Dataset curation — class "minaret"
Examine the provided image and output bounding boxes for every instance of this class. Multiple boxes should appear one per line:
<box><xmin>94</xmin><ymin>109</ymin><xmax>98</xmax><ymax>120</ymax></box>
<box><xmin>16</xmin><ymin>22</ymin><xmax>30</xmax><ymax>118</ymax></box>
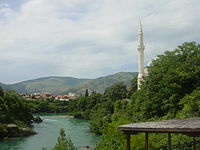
<box><xmin>137</xmin><ymin>21</ymin><xmax>145</xmax><ymax>90</ymax></box>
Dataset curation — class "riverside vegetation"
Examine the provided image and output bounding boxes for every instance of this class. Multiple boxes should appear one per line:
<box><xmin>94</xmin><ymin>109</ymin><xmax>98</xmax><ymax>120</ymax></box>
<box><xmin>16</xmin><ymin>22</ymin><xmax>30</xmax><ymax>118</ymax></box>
<box><xmin>0</xmin><ymin>88</ymin><xmax>67</xmax><ymax>139</ymax></box>
<box><xmin>0</xmin><ymin>89</ymin><xmax>35</xmax><ymax>139</ymax></box>
<box><xmin>67</xmin><ymin>42</ymin><xmax>200</xmax><ymax>149</ymax></box>
<box><xmin>27</xmin><ymin>98</ymin><xmax>68</xmax><ymax>113</ymax></box>
<box><xmin>42</xmin><ymin>129</ymin><xmax>77</xmax><ymax>150</ymax></box>
<box><xmin>1</xmin><ymin>42</ymin><xmax>200</xmax><ymax>149</ymax></box>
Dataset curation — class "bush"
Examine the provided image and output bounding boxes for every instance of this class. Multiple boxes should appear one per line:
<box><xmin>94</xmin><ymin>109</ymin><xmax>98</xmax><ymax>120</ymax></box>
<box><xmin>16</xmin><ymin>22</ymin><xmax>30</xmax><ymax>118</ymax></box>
<box><xmin>0</xmin><ymin>123</ymin><xmax>8</xmax><ymax>139</ymax></box>
<box><xmin>51</xmin><ymin>128</ymin><xmax>77</xmax><ymax>150</ymax></box>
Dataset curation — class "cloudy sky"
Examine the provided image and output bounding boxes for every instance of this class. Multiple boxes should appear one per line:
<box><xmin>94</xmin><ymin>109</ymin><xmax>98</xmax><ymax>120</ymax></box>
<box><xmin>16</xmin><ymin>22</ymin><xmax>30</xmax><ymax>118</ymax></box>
<box><xmin>0</xmin><ymin>0</ymin><xmax>199</xmax><ymax>83</ymax></box>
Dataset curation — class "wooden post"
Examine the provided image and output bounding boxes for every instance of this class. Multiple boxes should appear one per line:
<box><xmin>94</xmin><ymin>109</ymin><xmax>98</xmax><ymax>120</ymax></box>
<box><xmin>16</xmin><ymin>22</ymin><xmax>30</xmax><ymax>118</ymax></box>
<box><xmin>126</xmin><ymin>134</ymin><xmax>131</xmax><ymax>150</ymax></box>
<box><xmin>193</xmin><ymin>137</ymin><xmax>196</xmax><ymax>150</ymax></box>
<box><xmin>168</xmin><ymin>133</ymin><xmax>172</xmax><ymax>150</ymax></box>
<box><xmin>145</xmin><ymin>133</ymin><xmax>149</xmax><ymax>150</ymax></box>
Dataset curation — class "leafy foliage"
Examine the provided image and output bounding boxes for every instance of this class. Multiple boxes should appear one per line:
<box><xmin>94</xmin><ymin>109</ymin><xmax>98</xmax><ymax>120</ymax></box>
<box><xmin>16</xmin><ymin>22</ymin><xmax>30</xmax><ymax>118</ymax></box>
<box><xmin>178</xmin><ymin>88</ymin><xmax>200</xmax><ymax>118</ymax></box>
<box><xmin>51</xmin><ymin>129</ymin><xmax>77</xmax><ymax>150</ymax></box>
<box><xmin>43</xmin><ymin>42</ymin><xmax>200</xmax><ymax>149</ymax></box>
<box><xmin>104</xmin><ymin>82</ymin><xmax>128</xmax><ymax>100</ymax></box>
<box><xmin>68</xmin><ymin>82</ymin><xmax>130</xmax><ymax>134</ymax></box>
<box><xmin>0</xmin><ymin>86</ymin><xmax>4</xmax><ymax>97</ymax></box>
<box><xmin>90</xmin><ymin>42</ymin><xmax>200</xmax><ymax>149</ymax></box>
<box><xmin>132</xmin><ymin>42</ymin><xmax>200</xmax><ymax>121</ymax></box>
<box><xmin>27</xmin><ymin>99</ymin><xmax>68</xmax><ymax>113</ymax></box>
<box><xmin>94</xmin><ymin>121</ymin><xmax>127</xmax><ymax>150</ymax></box>
<box><xmin>0</xmin><ymin>89</ymin><xmax>34</xmax><ymax>138</ymax></box>
<box><xmin>85</xmin><ymin>89</ymin><xmax>89</xmax><ymax>97</ymax></box>
<box><xmin>43</xmin><ymin>129</ymin><xmax>77</xmax><ymax>150</ymax></box>
<box><xmin>0</xmin><ymin>90</ymin><xmax>33</xmax><ymax>125</ymax></box>
<box><xmin>2</xmin><ymin>42</ymin><xmax>200</xmax><ymax>149</ymax></box>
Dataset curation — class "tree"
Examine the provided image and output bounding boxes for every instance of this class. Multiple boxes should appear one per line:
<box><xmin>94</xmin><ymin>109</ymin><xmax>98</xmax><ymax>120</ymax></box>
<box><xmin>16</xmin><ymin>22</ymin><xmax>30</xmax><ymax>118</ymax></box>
<box><xmin>127</xmin><ymin>76</ymin><xmax>137</xmax><ymax>98</ymax></box>
<box><xmin>112</xmin><ymin>100</ymin><xmax>132</xmax><ymax>122</ymax></box>
<box><xmin>52</xmin><ymin>128</ymin><xmax>77</xmax><ymax>150</ymax></box>
<box><xmin>0</xmin><ymin>97</ymin><xmax>7</xmax><ymax>123</ymax></box>
<box><xmin>85</xmin><ymin>89</ymin><xmax>89</xmax><ymax>97</ymax></box>
<box><xmin>0</xmin><ymin>90</ymin><xmax>34</xmax><ymax>138</ymax></box>
<box><xmin>94</xmin><ymin>121</ymin><xmax>127</xmax><ymax>150</ymax></box>
<box><xmin>0</xmin><ymin>86</ymin><xmax>4</xmax><ymax>97</ymax></box>
<box><xmin>94</xmin><ymin>42</ymin><xmax>200</xmax><ymax>150</ymax></box>
<box><xmin>178</xmin><ymin>88</ymin><xmax>200</xmax><ymax>118</ymax></box>
<box><xmin>87</xmin><ymin>93</ymin><xmax>102</xmax><ymax>109</ymax></box>
<box><xmin>131</xmin><ymin>42</ymin><xmax>200</xmax><ymax>121</ymax></box>
<box><xmin>104</xmin><ymin>82</ymin><xmax>128</xmax><ymax>101</ymax></box>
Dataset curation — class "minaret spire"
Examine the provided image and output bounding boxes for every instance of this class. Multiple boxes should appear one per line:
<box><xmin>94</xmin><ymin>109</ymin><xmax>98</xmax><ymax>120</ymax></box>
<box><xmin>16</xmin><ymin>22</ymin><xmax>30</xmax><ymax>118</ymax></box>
<box><xmin>139</xmin><ymin>19</ymin><xmax>143</xmax><ymax>33</ymax></box>
<box><xmin>137</xmin><ymin>20</ymin><xmax>145</xmax><ymax>90</ymax></box>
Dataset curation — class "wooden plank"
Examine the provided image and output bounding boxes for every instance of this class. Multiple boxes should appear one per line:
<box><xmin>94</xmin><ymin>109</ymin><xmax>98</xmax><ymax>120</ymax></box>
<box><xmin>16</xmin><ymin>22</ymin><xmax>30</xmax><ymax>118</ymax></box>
<box><xmin>184</xmin><ymin>133</ymin><xmax>200</xmax><ymax>137</ymax></box>
<box><xmin>123</xmin><ymin>130</ymin><xmax>138</xmax><ymax>135</ymax></box>
<box><xmin>193</xmin><ymin>137</ymin><xmax>196</xmax><ymax>150</ymax></box>
<box><xmin>145</xmin><ymin>133</ymin><xmax>149</xmax><ymax>150</ymax></box>
<box><xmin>126</xmin><ymin>134</ymin><xmax>130</xmax><ymax>150</ymax></box>
<box><xmin>117</xmin><ymin>117</ymin><xmax>200</xmax><ymax>134</ymax></box>
<box><xmin>118</xmin><ymin>128</ymin><xmax>200</xmax><ymax>134</ymax></box>
<box><xmin>168</xmin><ymin>133</ymin><xmax>172</xmax><ymax>150</ymax></box>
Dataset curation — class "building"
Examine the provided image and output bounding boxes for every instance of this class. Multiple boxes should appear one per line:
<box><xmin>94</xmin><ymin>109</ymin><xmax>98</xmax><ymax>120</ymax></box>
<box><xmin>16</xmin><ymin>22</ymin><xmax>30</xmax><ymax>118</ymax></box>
<box><xmin>42</xmin><ymin>92</ymin><xmax>52</xmax><ymax>99</ymax></box>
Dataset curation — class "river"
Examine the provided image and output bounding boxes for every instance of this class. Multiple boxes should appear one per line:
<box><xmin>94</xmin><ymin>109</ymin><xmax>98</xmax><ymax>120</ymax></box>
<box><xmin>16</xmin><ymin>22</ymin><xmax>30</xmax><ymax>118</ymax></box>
<box><xmin>0</xmin><ymin>114</ymin><xmax>100</xmax><ymax>150</ymax></box>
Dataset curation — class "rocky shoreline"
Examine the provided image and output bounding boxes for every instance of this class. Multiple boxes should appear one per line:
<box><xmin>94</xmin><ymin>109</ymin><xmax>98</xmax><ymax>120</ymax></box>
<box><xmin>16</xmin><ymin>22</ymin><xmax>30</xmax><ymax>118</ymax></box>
<box><xmin>1</xmin><ymin>116</ymin><xmax>42</xmax><ymax>139</ymax></box>
<box><xmin>6</xmin><ymin>124</ymin><xmax>37</xmax><ymax>138</ymax></box>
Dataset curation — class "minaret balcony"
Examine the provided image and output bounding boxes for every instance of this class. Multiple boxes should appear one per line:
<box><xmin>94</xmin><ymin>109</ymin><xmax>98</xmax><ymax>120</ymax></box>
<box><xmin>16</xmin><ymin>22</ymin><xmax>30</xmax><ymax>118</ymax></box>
<box><xmin>137</xmin><ymin>46</ymin><xmax>145</xmax><ymax>51</ymax></box>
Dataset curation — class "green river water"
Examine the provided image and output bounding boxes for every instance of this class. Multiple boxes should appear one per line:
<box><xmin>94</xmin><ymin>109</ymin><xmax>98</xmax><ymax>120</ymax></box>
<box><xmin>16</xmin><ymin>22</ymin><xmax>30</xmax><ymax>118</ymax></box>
<box><xmin>0</xmin><ymin>115</ymin><xmax>100</xmax><ymax>150</ymax></box>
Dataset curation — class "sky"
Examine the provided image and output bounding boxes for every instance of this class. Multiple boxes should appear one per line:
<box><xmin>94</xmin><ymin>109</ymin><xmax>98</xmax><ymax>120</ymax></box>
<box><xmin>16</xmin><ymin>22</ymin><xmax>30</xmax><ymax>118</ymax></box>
<box><xmin>0</xmin><ymin>0</ymin><xmax>199</xmax><ymax>84</ymax></box>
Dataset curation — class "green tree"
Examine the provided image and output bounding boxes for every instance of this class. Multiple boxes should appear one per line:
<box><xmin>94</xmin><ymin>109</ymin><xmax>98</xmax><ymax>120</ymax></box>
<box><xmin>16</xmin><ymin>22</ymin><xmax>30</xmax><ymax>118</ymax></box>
<box><xmin>0</xmin><ymin>90</ymin><xmax>34</xmax><ymax>138</ymax></box>
<box><xmin>132</xmin><ymin>42</ymin><xmax>200</xmax><ymax>121</ymax></box>
<box><xmin>94</xmin><ymin>42</ymin><xmax>200</xmax><ymax>150</ymax></box>
<box><xmin>104</xmin><ymin>82</ymin><xmax>128</xmax><ymax>101</ymax></box>
<box><xmin>38</xmin><ymin>100</ymin><xmax>50</xmax><ymax>112</ymax></box>
<box><xmin>0</xmin><ymin>97</ymin><xmax>7</xmax><ymax>123</ymax></box>
<box><xmin>0</xmin><ymin>86</ymin><xmax>4</xmax><ymax>97</ymax></box>
<box><xmin>127</xmin><ymin>76</ymin><xmax>137</xmax><ymax>98</ymax></box>
<box><xmin>94</xmin><ymin>121</ymin><xmax>127</xmax><ymax>150</ymax></box>
<box><xmin>87</xmin><ymin>93</ymin><xmax>102</xmax><ymax>109</ymax></box>
<box><xmin>85</xmin><ymin>89</ymin><xmax>89</xmax><ymax>97</ymax></box>
<box><xmin>111</xmin><ymin>100</ymin><xmax>132</xmax><ymax>122</ymax></box>
<box><xmin>178</xmin><ymin>88</ymin><xmax>200</xmax><ymax>118</ymax></box>
<box><xmin>52</xmin><ymin>128</ymin><xmax>77</xmax><ymax>150</ymax></box>
<box><xmin>2</xmin><ymin>90</ymin><xmax>33</xmax><ymax>124</ymax></box>
<box><xmin>0</xmin><ymin>123</ymin><xmax>7</xmax><ymax>139</ymax></box>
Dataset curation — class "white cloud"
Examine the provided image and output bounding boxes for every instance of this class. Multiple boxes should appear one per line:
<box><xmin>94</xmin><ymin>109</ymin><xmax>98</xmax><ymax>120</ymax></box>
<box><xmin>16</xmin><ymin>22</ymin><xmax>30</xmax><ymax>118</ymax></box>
<box><xmin>0</xmin><ymin>0</ymin><xmax>199</xmax><ymax>83</ymax></box>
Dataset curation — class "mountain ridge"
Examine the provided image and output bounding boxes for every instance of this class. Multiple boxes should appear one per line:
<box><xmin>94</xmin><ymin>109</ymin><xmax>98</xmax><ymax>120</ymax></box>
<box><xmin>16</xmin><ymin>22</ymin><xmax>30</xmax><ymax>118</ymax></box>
<box><xmin>0</xmin><ymin>72</ymin><xmax>137</xmax><ymax>95</ymax></box>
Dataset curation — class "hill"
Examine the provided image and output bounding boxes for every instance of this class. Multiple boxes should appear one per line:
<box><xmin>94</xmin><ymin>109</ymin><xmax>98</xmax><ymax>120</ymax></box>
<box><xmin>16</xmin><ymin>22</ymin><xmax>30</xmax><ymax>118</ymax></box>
<box><xmin>4</xmin><ymin>76</ymin><xmax>88</xmax><ymax>94</ymax></box>
<box><xmin>0</xmin><ymin>82</ymin><xmax>7</xmax><ymax>90</ymax></box>
<box><xmin>66</xmin><ymin>72</ymin><xmax>137</xmax><ymax>95</ymax></box>
<box><xmin>1</xmin><ymin>72</ymin><xmax>137</xmax><ymax>95</ymax></box>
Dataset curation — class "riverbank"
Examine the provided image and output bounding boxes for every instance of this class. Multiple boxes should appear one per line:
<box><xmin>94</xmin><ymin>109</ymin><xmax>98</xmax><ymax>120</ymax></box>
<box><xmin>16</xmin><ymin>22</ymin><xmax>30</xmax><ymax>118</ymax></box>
<box><xmin>0</xmin><ymin>123</ymin><xmax>36</xmax><ymax>140</ymax></box>
<box><xmin>51</xmin><ymin>115</ymin><xmax>75</xmax><ymax>118</ymax></box>
<box><xmin>0</xmin><ymin>116</ymin><xmax>42</xmax><ymax>140</ymax></box>
<box><xmin>0</xmin><ymin>115</ymin><xmax>100</xmax><ymax>150</ymax></box>
<box><xmin>6</xmin><ymin>124</ymin><xmax>36</xmax><ymax>138</ymax></box>
<box><xmin>34</xmin><ymin>113</ymin><xmax>75</xmax><ymax>118</ymax></box>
